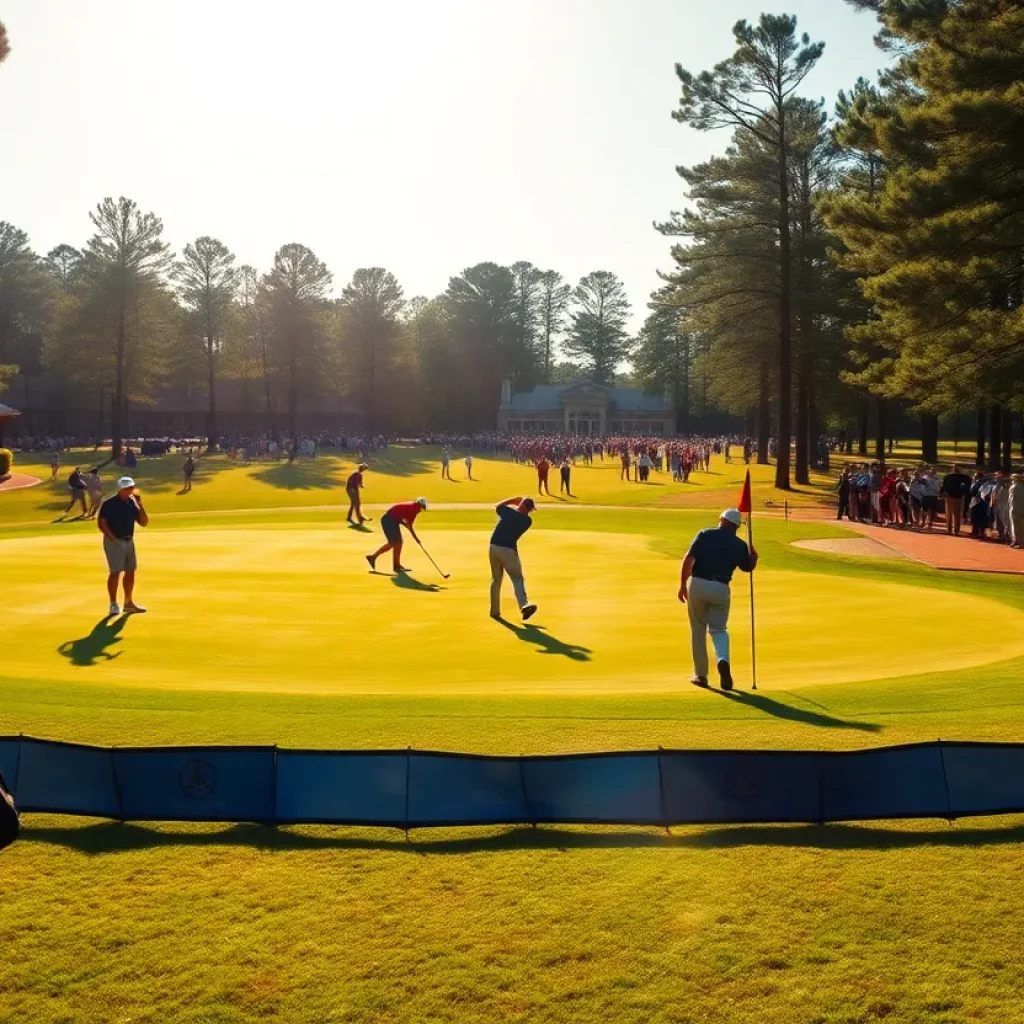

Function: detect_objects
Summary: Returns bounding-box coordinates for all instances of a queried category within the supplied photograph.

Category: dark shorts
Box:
[381,515,402,545]
[922,496,940,514]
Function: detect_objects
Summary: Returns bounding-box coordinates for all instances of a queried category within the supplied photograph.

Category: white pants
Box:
[490,545,529,614]
[688,577,731,678]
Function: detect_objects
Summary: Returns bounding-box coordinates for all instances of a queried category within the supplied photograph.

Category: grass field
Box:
[3,447,1024,1023]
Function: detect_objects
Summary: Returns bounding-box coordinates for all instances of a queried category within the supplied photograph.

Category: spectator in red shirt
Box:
[367,498,427,573]
[536,457,551,496]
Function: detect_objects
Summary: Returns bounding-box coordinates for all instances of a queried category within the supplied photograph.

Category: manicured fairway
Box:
[3,451,1024,1024]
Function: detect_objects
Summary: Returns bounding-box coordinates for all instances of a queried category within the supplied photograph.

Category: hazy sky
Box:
[3,0,885,328]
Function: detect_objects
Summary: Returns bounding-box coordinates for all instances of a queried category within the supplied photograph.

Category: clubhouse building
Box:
[497,379,674,436]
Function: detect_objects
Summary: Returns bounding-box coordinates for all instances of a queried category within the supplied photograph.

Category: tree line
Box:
[0,201,637,453]
[4,5,1024,475]
[634,0,1024,489]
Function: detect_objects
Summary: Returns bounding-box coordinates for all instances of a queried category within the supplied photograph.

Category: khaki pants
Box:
[944,496,963,535]
[687,577,731,678]
[1011,509,1024,547]
[489,544,528,615]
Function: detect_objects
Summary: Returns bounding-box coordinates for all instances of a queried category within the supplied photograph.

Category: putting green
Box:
[6,526,1024,694]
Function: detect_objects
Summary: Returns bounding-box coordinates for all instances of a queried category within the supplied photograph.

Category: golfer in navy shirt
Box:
[678,508,758,690]
[489,496,537,621]
[97,476,149,617]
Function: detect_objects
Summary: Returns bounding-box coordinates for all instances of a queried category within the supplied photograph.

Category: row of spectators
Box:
[838,463,1024,546]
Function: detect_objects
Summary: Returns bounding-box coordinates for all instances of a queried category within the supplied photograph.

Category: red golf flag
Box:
[737,469,752,514]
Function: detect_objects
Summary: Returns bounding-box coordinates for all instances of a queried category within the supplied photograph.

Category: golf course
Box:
[4,447,1024,1024]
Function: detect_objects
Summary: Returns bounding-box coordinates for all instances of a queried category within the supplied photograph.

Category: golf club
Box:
[418,541,450,580]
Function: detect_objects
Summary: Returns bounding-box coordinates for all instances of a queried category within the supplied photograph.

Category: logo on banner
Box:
[179,759,218,800]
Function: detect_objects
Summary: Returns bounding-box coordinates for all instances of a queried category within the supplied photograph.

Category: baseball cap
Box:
[720,508,743,526]
[358,463,369,471]
[416,497,428,509]
[117,476,136,490]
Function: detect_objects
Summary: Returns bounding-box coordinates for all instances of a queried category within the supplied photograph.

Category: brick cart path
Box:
[842,520,1024,575]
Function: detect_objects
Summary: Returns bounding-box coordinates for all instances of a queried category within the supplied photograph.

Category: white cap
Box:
[416,497,428,509]
[720,508,743,526]
[117,476,136,490]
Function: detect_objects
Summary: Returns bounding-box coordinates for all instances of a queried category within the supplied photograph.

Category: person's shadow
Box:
[714,690,881,732]
[347,522,372,533]
[390,573,445,593]
[496,619,592,661]
[57,616,130,667]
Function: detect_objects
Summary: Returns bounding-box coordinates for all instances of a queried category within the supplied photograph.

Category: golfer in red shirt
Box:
[367,498,427,573]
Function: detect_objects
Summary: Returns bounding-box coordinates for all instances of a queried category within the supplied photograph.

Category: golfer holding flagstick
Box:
[678,506,758,690]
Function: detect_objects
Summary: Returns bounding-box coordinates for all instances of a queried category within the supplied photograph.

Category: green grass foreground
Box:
[3,448,1024,1023]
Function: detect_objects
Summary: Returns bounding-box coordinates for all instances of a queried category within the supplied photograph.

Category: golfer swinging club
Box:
[489,495,537,621]
[678,508,758,690]
[367,497,428,573]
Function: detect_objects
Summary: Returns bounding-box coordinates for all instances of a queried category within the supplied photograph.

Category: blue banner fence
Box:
[2,737,1023,829]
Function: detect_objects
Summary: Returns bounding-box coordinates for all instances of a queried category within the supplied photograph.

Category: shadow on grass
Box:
[391,573,445,593]
[57,616,129,666]
[362,445,443,479]
[22,819,1024,855]
[713,690,882,733]
[496,620,592,661]
[253,462,341,491]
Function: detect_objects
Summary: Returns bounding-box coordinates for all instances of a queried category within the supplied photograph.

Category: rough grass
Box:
[3,450,1024,1023]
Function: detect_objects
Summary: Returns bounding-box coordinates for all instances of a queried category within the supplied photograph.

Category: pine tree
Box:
[674,14,824,488]
[338,268,405,438]
[564,271,632,385]
[832,0,1024,469]
[76,198,173,454]
[537,270,571,382]
[263,244,332,445]
[174,237,238,450]
[634,302,698,432]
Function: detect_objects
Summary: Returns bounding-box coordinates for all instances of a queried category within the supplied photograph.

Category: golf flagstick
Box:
[737,470,756,691]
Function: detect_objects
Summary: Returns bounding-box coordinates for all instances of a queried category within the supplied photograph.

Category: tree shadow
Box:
[57,616,130,667]
[713,690,882,732]
[253,462,341,491]
[390,573,445,593]
[496,619,592,661]
[364,445,443,479]
[21,819,1024,856]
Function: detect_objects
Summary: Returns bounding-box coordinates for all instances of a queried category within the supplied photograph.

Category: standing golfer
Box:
[489,496,537,621]
[346,463,371,524]
[367,497,428,573]
[678,508,758,690]
[97,476,149,616]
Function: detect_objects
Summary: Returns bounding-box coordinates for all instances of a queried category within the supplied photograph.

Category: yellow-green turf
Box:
[0,446,837,524]
[3,449,1024,1024]
[7,523,1024,696]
